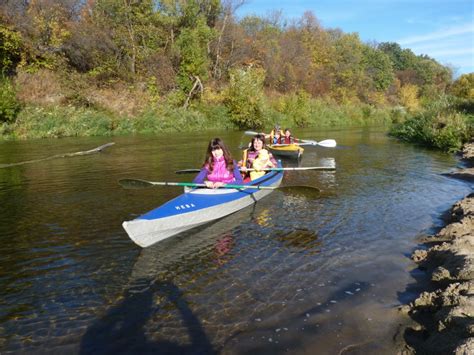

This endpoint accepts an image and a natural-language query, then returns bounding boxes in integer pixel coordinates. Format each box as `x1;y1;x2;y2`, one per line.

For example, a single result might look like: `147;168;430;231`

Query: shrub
390;102;471;152
224;67;266;129
0;77;21;123
281;90;311;128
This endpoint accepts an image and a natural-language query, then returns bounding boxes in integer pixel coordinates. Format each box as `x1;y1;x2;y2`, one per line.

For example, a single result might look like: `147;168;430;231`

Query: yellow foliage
450;73;474;99
399;84;420;111
201;88;224;105
367;91;387;107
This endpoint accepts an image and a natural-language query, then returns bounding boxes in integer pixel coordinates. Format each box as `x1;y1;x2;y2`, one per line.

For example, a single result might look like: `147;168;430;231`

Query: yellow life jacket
270;129;284;144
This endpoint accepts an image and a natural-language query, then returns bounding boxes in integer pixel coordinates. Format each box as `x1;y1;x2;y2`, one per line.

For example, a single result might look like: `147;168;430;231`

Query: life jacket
206;156;235;183
283;135;295;144
243;149;260;169
250;149;275;180
270;129;284;145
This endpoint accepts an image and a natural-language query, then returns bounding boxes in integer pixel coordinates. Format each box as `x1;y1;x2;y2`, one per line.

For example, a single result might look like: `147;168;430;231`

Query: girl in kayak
283;128;298;144
240;133;278;181
193;138;243;189
250;149;275;180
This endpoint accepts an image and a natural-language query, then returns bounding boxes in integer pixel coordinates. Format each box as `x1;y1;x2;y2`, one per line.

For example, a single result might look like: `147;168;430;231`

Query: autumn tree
450;73;474;99
224;66;266;128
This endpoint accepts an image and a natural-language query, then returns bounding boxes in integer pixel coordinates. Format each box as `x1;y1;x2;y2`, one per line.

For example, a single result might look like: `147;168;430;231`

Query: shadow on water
80;207;258;354
80;279;216;354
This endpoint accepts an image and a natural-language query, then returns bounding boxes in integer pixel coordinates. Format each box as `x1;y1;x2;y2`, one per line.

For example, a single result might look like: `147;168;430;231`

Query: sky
236;0;474;77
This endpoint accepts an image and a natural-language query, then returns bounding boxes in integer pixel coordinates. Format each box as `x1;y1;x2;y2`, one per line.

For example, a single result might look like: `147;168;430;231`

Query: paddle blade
317;139;337;148
119;179;154;189
278;185;321;198
175;169;201;174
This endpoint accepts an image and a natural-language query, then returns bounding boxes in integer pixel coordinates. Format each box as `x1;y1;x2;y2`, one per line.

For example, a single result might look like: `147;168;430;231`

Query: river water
0;127;471;354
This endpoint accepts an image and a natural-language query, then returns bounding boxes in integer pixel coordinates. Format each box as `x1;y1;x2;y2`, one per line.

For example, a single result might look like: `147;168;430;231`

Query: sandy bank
399;143;474;354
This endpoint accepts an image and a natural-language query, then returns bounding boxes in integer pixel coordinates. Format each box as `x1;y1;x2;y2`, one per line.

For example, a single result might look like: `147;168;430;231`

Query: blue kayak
123;163;283;247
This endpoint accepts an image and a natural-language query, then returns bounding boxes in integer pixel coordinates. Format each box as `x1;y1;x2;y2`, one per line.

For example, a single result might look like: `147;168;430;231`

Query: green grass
389;98;473;152
1;98;396;139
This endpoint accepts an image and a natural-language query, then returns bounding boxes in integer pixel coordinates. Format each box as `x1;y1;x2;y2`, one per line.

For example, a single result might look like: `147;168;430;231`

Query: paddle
119;179;321;193
270;142;316;147
119;179;277;190
175;166;336;174
244;130;337;148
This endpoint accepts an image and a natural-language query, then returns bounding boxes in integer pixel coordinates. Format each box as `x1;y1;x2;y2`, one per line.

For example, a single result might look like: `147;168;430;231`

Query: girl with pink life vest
193;138;243;189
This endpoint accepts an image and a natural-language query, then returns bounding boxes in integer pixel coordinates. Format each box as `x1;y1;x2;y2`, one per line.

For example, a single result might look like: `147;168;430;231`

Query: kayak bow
122;163;284;247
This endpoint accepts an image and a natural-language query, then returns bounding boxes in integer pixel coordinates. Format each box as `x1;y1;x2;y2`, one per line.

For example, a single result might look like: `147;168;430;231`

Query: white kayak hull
123;165;283;247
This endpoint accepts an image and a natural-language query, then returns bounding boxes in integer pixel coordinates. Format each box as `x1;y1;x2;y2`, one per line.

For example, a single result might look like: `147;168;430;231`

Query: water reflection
273;229;321;253
214;234;235;267
0;129;471;353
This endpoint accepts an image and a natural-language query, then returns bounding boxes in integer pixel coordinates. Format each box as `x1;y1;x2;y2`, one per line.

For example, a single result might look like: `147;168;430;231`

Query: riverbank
0;101;393;139
398;142;474;354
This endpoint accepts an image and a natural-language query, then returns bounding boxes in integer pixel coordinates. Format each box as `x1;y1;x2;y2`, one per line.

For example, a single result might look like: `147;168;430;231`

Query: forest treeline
0;0;472;147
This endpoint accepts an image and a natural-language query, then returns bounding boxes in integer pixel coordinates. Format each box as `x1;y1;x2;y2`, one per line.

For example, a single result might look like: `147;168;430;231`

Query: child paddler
240;133;278;182
193;138;243;189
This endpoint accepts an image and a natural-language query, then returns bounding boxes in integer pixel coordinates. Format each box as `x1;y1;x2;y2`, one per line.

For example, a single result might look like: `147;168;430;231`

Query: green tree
330;32;366;102
378;42;417;72
450;73;474;99
175;16;214;95
362;45;394;92
0;25;23;75
224;66;266;129
88;0;167;76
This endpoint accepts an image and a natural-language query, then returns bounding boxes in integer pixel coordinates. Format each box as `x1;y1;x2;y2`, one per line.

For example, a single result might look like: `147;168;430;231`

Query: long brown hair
203;137;234;171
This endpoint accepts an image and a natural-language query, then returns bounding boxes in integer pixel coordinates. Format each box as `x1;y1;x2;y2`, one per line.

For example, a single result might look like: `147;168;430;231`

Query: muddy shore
398;143;474;354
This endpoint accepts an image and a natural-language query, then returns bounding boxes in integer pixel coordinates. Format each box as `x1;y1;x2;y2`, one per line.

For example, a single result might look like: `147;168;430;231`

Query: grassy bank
389;97;474;152
0;99;394;139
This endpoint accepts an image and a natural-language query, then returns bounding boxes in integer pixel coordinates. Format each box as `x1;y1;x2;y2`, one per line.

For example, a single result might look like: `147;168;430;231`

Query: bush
389;105;471;152
281;90;311;128
0;77;21;123
224;67;266;129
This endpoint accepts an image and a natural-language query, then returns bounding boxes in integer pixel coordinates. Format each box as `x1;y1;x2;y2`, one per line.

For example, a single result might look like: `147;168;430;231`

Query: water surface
0;127;471;354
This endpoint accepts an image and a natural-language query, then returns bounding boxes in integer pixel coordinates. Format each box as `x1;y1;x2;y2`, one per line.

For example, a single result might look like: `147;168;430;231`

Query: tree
362;45;394;92
330;32;366;102
0;25;23;75
399;84;420;111
378;42;416;72
175;16;214;98
224;66;266;128
90;0;166;76
450;73;474;99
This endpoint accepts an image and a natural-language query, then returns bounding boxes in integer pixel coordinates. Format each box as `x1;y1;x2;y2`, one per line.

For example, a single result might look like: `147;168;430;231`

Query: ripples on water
0;130;471;353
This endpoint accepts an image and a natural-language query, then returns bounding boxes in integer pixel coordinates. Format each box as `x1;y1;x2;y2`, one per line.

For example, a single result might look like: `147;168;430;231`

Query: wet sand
398;143;474;354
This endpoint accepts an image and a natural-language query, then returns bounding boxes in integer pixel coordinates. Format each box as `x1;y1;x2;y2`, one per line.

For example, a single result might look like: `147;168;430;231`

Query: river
0;127;471;354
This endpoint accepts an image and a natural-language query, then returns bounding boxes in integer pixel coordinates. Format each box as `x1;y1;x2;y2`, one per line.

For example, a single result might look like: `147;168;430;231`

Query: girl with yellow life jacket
240;134;278;182
250;149;275;180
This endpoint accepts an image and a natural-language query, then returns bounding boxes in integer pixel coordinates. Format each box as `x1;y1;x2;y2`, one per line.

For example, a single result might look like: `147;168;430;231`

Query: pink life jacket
206;156;235;183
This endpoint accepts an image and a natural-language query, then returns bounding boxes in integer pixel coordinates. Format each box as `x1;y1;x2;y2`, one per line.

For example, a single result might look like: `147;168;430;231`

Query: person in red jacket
283;128;298;144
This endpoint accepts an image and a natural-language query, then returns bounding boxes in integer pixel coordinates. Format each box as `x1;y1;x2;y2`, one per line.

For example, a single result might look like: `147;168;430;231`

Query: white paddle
175;166;336;174
244;131;337;148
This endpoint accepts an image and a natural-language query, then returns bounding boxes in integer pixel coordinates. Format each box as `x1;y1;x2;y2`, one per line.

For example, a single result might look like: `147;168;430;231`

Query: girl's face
253;139;264;151
285;131;290;137
212;147;223;158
